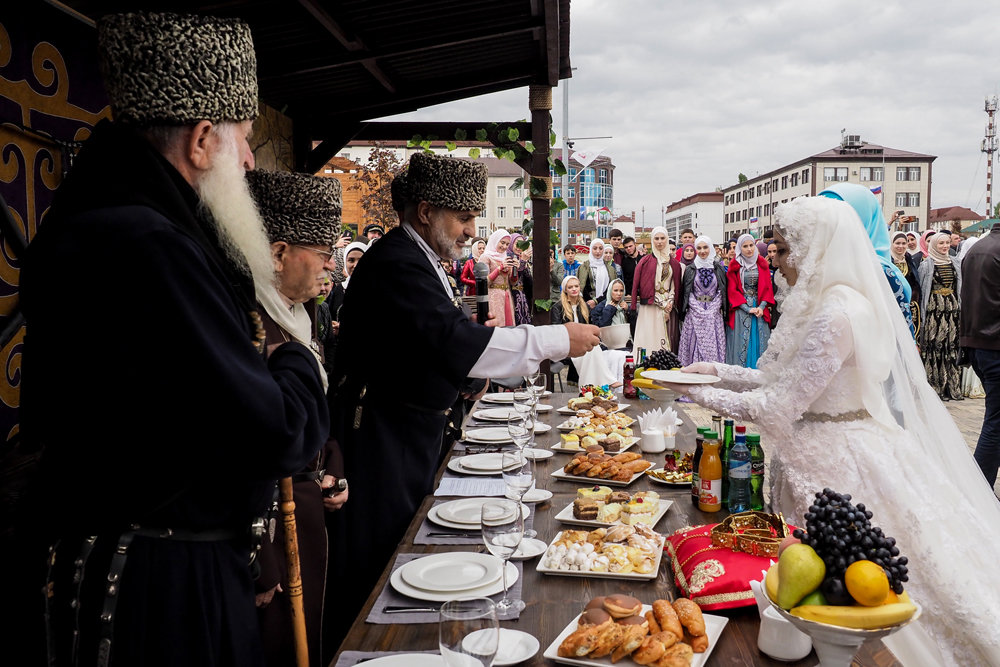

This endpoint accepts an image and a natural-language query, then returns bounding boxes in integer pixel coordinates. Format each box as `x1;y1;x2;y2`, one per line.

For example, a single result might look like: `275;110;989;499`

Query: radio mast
983;97;998;217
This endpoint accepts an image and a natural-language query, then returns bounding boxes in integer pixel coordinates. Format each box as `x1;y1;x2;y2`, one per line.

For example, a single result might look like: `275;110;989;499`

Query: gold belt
802;409;870;423
490;284;510;290
932;287;953;296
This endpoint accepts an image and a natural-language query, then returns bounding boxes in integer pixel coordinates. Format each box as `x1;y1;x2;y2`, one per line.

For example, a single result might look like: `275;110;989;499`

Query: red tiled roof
929;206;985;223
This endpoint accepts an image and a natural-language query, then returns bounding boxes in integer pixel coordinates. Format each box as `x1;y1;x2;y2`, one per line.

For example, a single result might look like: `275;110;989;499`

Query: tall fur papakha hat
246;170;342;246
97;12;258;125
405;152;487;212
389;170;408;214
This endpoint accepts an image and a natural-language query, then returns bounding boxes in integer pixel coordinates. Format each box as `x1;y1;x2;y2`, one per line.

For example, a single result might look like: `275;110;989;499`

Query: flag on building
749;217;758;223
870;185;882;195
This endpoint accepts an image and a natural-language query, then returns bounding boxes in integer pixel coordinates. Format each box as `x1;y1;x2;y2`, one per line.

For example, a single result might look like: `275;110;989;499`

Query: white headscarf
588;238;610;298
956;235;980;263
734;233;759;271
341;241;368;289
692;235;716;270
483;229;511;263
926;231;952;266
649;226;672;287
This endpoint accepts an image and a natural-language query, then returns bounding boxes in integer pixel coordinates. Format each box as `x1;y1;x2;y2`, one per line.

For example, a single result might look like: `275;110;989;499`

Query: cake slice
573;498;600;520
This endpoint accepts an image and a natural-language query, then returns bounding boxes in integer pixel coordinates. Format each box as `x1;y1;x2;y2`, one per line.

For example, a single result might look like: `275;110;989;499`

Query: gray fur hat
97;12;258;125
389;171;408;213
406;153;487;212
246;170;342;245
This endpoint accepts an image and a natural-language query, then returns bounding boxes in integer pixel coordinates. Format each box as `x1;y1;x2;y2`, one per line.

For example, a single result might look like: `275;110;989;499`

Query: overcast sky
385;0;1000;223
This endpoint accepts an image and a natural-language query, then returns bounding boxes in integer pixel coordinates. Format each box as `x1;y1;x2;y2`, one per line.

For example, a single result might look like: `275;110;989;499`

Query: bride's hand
682;362;716;375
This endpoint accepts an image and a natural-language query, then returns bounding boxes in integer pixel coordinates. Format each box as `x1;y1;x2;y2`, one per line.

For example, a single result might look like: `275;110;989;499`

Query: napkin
637;406;678;437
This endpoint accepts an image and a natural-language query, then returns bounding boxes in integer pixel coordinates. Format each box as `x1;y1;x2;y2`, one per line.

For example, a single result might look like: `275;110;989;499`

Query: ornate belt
802;409;870;423
695;295;715;302
932;287;953;296
490;284;510;290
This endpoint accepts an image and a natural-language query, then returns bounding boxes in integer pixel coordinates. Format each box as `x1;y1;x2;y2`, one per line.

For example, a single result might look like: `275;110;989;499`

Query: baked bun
603;593;642;618
578;607;611;627
584;596;607;610
617;614;648;627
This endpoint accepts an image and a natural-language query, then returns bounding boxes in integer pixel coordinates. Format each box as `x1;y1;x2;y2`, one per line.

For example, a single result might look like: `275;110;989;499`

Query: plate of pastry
555;489;672;528
536;525;665;580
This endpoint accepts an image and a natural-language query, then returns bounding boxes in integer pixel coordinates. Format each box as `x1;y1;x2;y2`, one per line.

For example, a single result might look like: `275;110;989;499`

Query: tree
351;142;405;231
993;202;999;219
738;173;748;183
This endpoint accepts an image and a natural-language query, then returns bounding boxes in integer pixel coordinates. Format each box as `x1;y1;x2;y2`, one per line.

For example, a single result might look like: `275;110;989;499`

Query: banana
631;378;664;390
790;592;916;629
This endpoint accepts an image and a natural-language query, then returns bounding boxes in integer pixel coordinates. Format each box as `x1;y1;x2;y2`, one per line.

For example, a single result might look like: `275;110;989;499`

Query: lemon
844;560;890;606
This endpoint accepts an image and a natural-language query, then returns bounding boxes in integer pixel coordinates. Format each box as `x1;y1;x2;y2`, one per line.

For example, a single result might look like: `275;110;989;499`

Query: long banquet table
332;393;901;666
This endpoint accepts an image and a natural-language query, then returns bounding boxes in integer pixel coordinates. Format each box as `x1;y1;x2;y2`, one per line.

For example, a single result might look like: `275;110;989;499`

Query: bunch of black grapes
792;489;908;604
646;348;681;370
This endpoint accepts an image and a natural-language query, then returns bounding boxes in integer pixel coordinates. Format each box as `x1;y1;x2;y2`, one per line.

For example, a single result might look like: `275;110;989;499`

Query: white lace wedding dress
685;197;1000;666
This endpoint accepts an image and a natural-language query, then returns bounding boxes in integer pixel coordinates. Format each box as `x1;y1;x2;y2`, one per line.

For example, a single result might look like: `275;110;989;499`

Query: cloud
384;0;1000;215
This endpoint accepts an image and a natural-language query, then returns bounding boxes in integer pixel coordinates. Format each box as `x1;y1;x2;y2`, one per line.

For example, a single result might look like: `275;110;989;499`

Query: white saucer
483;628;540;665
509;537;548;561
358;655;444;667
520;488;553;503
522;448;554;460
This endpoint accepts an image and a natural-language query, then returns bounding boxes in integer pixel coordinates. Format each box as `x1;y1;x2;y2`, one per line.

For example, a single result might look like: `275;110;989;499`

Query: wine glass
439;597;499;667
506;413;532;451
502;450;536;539
481;499;525;617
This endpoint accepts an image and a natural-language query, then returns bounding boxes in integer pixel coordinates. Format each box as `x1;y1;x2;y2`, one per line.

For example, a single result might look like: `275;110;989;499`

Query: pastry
604;524;636;543
560;433;580;449
631;631;678;665
587;620;625;658
585;596;607;610
654;641;694;666
573;498;599;520
687;632;709;653
611;622;649;663
613;451;642;463
622;498;656;525
599;436;621;452
644;610;660;634
581;435;599;450
672;598;706;636
556;621;606;658
608;491;631;504
578;607;612;627
597;502;622;523
602;593;642;618
652;599;684;639
577;485;612;502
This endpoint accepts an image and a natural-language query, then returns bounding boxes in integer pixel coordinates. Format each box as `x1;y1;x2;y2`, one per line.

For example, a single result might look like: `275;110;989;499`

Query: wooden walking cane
280;476;310;667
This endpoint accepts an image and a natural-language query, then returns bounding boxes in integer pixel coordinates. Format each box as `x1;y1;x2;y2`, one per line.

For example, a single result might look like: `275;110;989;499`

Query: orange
844;560;890;607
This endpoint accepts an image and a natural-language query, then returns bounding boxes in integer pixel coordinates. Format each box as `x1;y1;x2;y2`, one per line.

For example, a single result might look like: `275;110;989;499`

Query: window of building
824;167;848;182
737;191;742;202
895;192;906;207
756;205;762;217
339;152;351;158
323;168;332;174
497;186;506;198
764;203;770;216
569;168;577;179
908;167;921;181
497;206;506;218
599;169;608;183
567;208;575;219
568;187;576;199
781;175;788;189
860;166;884;181
553;187;561;198
756;185;762;196
772;178;779;191
764;182;770;194
791;173;799;187
478;226;487;238
802;168;809;183
907;192;920;207
896;167;908;181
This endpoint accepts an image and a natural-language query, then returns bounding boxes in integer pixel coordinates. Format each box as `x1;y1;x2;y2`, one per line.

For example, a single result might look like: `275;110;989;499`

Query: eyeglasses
294;245;335;262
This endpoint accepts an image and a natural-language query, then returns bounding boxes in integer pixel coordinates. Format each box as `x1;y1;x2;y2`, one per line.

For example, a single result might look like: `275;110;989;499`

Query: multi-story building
663;192;724;243
721;134;936;240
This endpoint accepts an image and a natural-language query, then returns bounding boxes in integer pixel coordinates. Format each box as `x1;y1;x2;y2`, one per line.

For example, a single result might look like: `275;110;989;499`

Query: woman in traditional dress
725;234;773;368
507;233;533;325
918;231;963;400
667;196;1000;667
630;227;682;355
482;228;516;326
577;238;615;307
459;236;486;296
820;183;915;336
551;275;590;383
678;236;727;366
890;231;921;337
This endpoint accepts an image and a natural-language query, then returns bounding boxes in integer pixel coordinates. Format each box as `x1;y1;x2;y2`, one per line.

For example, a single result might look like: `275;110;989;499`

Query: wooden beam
296;0;363;50
300;122;367;174
542;0;561;86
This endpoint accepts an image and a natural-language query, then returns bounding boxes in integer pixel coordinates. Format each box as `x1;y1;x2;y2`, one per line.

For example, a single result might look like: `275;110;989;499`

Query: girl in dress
678;236;727;366
725;234;773;368
917;232;963;400
507;233;532;325
890;231;921;336
482;229;516;327
631;227;682;355
551;275;589;383
669;196;1000;667
459;237;486;296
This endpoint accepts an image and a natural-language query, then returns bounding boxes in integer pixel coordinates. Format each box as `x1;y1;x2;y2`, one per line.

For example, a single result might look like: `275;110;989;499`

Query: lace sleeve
713;364;764;390
688;309;854;429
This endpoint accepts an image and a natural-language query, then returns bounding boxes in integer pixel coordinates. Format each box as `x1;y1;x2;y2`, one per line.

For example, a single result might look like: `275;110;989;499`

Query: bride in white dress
667;196;1000;666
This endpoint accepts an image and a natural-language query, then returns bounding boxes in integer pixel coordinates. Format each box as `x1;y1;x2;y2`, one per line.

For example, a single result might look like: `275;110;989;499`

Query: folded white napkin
637;406;678;437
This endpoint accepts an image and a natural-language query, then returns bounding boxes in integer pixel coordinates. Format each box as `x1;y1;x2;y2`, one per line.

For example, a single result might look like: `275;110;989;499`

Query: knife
383;605;440;614
426;531;479;538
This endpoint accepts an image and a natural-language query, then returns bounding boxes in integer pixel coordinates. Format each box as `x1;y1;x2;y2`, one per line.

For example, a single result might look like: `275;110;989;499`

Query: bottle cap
747;433;761;443
724;418;734;426
704;430;719;440
697;427;709;435
735;425;746;433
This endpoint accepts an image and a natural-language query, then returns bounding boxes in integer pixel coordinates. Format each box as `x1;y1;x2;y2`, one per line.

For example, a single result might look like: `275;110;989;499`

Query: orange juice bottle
698;431;723;512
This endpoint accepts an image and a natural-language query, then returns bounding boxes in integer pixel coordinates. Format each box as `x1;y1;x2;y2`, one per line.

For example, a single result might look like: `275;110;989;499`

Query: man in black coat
328;152;600;634
16;13;328;667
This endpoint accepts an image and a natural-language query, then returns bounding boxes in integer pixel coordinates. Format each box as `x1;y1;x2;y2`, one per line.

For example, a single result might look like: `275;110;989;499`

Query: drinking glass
511;393;533;422
439;597;499;667
506;414;532;451
481;499;525;617
502;450;536;539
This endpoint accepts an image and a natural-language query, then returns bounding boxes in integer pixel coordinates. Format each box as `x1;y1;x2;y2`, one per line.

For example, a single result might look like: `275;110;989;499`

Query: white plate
557;403;631;415
520;488;553;503
399;551;503;592
390;559;519;603
523;448;554;460
550;436;640;454
464;427;514;443
554;498;673;528
542;605;728;666
460;452;511;472
550;468;645;488
427;502;530;531
536;531;666;581
474;406;554;421
357;655;444;667
447;457;523;476
509;537;548;561
436;497;516;525
645;468;693;486
481;391;551;403
534;422;552;434
494;628;541;665
641;369;722;385
556;416;637;431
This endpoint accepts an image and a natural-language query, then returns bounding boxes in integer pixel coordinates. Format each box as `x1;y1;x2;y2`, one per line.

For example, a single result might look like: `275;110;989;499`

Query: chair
489;376;525;394
548;361;565;392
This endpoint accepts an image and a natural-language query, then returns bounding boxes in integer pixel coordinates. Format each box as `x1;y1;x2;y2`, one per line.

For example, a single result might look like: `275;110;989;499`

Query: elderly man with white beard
16;12;329;667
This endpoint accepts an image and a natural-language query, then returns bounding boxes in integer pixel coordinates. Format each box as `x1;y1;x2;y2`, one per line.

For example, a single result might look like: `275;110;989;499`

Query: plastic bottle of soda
698;431;722;512
727;431;751;513
623;356;637;399
748;433;765;511
720;420;736;501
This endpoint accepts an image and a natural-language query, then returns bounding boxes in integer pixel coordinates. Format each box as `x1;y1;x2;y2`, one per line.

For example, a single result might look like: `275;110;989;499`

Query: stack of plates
472;405;553;421
426;498;546;560
391;551;519;602
447;453;525;476
481;391;552;403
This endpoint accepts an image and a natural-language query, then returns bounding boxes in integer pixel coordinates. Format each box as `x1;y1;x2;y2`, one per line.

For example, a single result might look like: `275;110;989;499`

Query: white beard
193;125;275;289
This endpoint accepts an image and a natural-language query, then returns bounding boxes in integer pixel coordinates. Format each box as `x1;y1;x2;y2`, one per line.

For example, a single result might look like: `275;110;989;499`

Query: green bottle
721;419;735;503
748;433;765;511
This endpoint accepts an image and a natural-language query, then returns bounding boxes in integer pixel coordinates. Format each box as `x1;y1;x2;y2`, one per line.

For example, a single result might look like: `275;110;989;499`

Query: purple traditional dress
678;236;727;366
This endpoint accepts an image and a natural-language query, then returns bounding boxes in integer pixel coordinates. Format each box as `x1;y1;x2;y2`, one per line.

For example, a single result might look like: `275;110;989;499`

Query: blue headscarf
818;183;911;302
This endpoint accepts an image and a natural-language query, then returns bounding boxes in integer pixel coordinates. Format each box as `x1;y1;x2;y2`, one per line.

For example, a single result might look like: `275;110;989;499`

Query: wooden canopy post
528;85;554;386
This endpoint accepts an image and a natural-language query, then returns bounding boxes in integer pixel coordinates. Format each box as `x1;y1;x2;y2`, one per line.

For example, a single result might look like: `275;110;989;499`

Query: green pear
777;544;826;610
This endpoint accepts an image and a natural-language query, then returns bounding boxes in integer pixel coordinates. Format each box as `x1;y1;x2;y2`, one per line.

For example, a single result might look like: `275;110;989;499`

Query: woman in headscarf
917;231;963;400
551;275;590;383
916;229;936;264
819;183;915;337
676;242;696;269
890;231;921;336
665;196;1000;667
725;234;774;368
590;277;630;328
577;238;616;307
328;240;368;350
631;227;682;355
678;235;727;367
507;232;533;325
459;236;486;296
906;231;920;255
482;228;516;327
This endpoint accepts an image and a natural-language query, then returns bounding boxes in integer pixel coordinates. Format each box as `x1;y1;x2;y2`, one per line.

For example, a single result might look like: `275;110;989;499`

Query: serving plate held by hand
641;369;722;385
